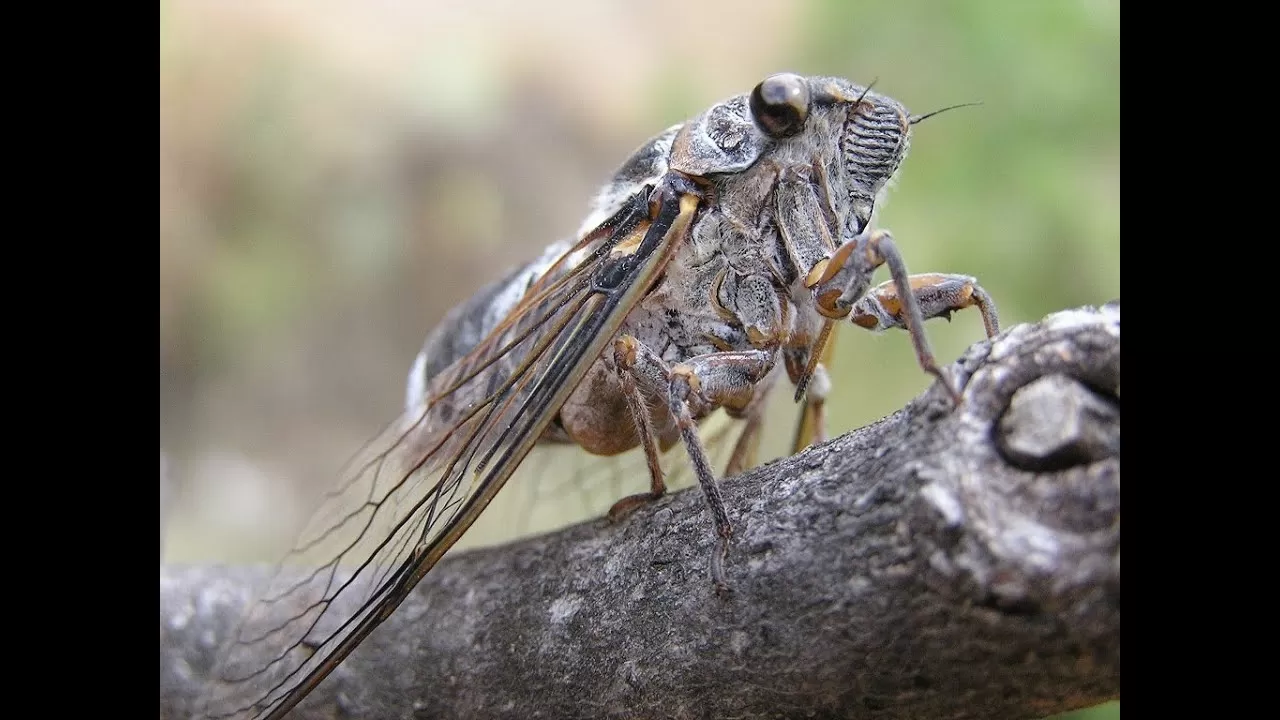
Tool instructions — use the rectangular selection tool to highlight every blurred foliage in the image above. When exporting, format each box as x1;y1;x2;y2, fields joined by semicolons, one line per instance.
160;2;1118;717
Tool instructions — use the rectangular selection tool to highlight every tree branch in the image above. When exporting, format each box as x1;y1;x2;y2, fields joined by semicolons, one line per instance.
160;303;1121;720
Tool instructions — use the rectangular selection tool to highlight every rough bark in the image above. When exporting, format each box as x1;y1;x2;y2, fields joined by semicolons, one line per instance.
160;302;1121;720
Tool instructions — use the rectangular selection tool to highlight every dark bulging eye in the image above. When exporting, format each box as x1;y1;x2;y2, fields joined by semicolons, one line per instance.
750;73;811;138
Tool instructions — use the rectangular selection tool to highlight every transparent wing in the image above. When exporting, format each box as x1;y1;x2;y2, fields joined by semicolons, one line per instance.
477;408;760;547
196;184;699;720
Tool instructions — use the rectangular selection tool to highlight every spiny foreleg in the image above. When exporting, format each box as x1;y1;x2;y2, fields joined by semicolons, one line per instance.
813;230;1000;403
849;272;1000;339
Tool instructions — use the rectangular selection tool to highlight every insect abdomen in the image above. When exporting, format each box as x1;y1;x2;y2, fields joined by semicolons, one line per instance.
406;242;570;418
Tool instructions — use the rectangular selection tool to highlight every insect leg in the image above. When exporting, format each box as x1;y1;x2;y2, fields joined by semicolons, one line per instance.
791;358;832;452
785;322;839;453
854;230;963;402
613;335;774;589
722;409;764;478
606;336;670;521
849;272;1001;339
717;353;783;477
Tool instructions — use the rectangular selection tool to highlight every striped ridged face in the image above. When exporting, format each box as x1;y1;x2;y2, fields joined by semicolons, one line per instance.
836;84;910;224
800;75;912;240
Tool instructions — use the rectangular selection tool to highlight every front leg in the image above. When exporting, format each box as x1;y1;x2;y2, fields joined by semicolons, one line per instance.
613;334;775;591
850;272;1001;339
790;270;998;452
813;230;997;403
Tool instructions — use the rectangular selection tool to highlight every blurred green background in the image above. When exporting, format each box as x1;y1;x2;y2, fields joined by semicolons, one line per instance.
160;2;1118;718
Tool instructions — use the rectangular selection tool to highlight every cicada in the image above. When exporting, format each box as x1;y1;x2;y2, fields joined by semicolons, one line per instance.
197;73;1001;719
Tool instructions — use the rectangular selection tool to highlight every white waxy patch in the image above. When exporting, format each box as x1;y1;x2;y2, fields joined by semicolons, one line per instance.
487;240;571;334
405;349;429;417
575;126;678;239
806;363;832;401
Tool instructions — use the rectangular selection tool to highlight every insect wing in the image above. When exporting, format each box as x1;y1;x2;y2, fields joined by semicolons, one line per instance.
495;409;754;542
196;184;699;720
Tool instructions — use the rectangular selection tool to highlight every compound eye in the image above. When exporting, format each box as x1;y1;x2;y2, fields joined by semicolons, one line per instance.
749;73;811;138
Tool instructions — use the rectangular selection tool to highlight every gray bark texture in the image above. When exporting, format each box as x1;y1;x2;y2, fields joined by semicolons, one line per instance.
160;302;1121;720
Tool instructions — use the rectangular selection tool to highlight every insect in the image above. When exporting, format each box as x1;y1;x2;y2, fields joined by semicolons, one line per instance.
196;73;1001;719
